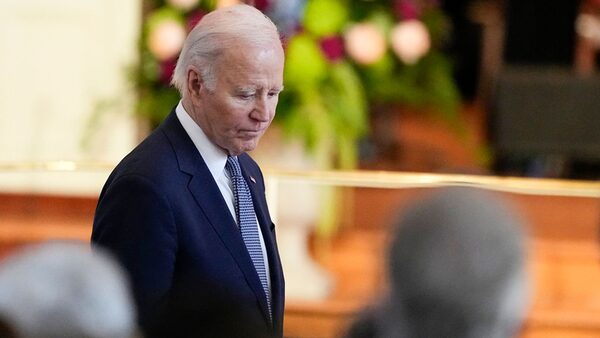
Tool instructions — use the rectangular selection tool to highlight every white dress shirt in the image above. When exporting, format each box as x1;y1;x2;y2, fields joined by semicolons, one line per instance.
175;101;271;294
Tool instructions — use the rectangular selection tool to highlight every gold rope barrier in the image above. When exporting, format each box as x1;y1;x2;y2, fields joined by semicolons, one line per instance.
0;160;116;171
0;161;599;198
264;169;600;198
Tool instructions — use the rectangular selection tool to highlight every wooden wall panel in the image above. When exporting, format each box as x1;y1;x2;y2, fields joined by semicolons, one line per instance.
0;191;599;338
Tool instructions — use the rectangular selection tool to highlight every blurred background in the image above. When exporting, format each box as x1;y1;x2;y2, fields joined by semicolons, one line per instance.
2;0;600;186
0;0;600;337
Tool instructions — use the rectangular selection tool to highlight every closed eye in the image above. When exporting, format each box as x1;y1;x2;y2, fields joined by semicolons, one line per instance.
237;92;255;100
268;87;283;98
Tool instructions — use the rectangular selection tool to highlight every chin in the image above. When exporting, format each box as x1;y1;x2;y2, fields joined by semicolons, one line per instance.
242;145;258;154
228;146;254;156
240;139;260;153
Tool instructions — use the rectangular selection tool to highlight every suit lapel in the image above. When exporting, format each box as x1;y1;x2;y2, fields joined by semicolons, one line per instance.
160;111;272;324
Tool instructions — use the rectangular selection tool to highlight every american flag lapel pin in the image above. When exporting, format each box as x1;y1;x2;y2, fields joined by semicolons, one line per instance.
250;176;256;184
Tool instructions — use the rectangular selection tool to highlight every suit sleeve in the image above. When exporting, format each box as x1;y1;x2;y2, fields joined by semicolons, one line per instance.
91;174;177;324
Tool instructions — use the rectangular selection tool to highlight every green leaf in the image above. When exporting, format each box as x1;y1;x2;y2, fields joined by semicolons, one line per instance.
303;0;349;36
137;87;180;126
146;7;185;33
284;34;328;88
421;8;451;46
367;9;395;34
325;61;368;135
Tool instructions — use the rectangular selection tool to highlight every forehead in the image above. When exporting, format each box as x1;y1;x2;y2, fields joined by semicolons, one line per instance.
215;42;284;88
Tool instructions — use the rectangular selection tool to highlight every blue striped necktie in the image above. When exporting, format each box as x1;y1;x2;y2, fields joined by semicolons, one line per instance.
225;156;272;321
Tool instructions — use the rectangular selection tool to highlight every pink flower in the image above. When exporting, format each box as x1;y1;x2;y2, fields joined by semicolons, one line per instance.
186;10;206;32
159;57;178;85
319;35;345;61
394;0;421;20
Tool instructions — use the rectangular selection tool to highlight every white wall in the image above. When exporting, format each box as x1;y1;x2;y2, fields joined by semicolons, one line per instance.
0;0;141;195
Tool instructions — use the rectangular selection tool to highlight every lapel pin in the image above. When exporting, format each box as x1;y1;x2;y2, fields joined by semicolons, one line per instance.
250;176;256;183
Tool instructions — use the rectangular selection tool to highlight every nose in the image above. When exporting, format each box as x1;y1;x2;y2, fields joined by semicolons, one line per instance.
250;96;271;123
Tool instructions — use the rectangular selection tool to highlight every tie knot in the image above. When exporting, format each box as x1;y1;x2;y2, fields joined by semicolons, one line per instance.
226;156;242;178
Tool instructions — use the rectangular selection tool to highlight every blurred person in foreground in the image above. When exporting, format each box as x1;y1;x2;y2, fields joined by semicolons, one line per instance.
0;241;137;338
91;4;285;337
346;187;529;338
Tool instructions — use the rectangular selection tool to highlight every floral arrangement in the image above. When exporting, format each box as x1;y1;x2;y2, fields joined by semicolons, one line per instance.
136;0;460;169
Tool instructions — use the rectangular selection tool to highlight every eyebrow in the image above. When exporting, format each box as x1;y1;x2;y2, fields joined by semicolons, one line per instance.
236;86;284;93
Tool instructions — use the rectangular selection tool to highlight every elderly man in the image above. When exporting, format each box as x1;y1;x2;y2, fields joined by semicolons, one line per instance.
92;5;285;337
0;242;137;338
346;187;529;338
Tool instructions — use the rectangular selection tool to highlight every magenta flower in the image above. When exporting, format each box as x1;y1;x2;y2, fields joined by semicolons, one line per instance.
159;57;178;85
253;0;271;12
394;0;421;20
319;35;345;61
186;10;206;32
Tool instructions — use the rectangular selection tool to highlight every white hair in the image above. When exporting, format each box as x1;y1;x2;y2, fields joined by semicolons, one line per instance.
0;241;137;338
171;4;281;96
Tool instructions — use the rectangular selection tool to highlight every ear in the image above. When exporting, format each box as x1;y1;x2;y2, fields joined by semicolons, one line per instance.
186;66;203;99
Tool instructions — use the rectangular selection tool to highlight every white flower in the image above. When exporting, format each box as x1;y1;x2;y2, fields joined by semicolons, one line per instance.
216;0;241;8
147;20;187;61
344;23;387;65
390;19;431;64
576;13;600;47
167;0;200;11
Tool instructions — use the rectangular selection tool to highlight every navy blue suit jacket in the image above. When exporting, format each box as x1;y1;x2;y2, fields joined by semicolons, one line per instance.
91;110;285;337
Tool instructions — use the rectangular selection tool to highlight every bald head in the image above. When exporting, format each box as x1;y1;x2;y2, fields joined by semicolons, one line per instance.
388;187;528;338
0;242;136;338
172;4;282;96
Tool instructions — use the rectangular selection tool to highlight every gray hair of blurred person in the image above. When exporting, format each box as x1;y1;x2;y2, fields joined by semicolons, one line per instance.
171;4;281;96
0;241;137;338
385;187;529;338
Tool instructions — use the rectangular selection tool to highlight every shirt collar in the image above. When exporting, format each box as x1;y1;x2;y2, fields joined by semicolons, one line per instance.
175;100;228;178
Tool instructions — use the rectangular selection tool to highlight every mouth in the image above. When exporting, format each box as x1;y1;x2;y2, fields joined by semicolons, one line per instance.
239;129;262;136
237;130;263;141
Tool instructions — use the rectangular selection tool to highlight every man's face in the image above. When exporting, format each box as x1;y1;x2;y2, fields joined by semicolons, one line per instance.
192;41;284;156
